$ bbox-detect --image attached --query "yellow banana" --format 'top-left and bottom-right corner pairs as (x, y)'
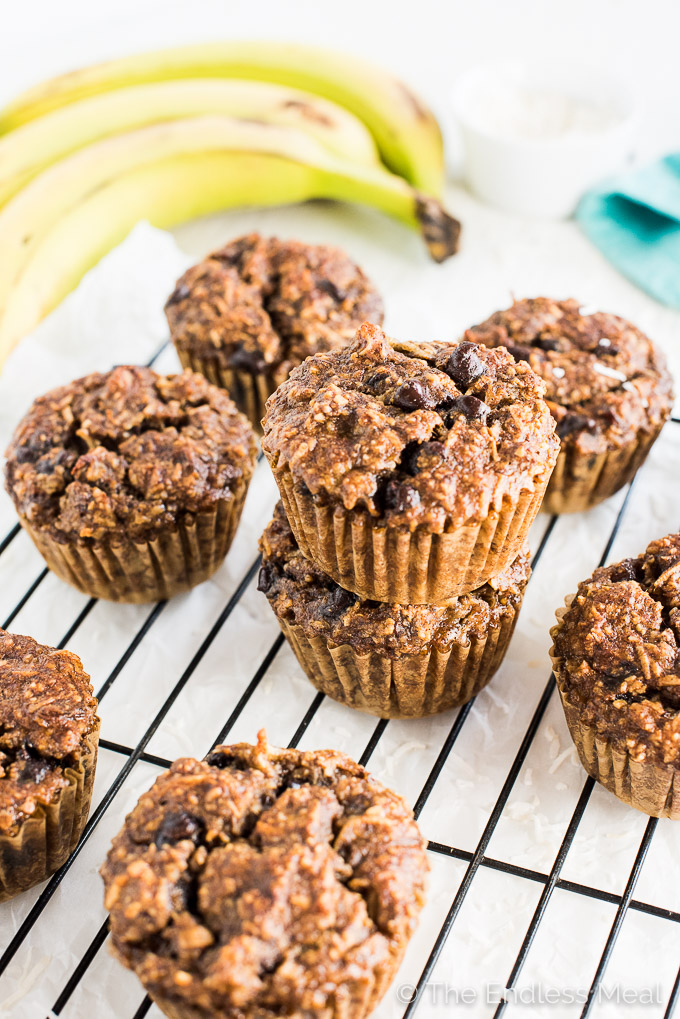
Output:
(0, 116), (459, 363)
(0, 78), (381, 207)
(0, 41), (444, 195)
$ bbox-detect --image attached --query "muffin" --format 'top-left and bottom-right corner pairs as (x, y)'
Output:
(259, 502), (530, 717)
(5, 366), (257, 603)
(165, 233), (384, 432)
(465, 297), (674, 514)
(550, 532), (680, 818)
(101, 731), (428, 1019)
(262, 322), (558, 603)
(0, 628), (99, 900)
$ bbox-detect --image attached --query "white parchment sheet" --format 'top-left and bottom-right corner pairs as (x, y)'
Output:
(0, 189), (678, 1019)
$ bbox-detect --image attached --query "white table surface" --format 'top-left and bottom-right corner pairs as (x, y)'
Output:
(0, 5), (680, 1018)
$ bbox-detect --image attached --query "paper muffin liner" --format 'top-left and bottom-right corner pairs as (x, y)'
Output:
(274, 469), (548, 604)
(550, 611), (680, 819)
(542, 423), (665, 515)
(176, 348), (276, 435)
(276, 601), (519, 718)
(0, 720), (100, 902)
(19, 480), (249, 603)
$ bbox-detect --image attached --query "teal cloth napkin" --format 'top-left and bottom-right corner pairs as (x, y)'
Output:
(577, 153), (680, 308)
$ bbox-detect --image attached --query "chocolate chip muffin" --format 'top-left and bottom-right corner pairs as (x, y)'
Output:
(550, 533), (680, 818)
(466, 298), (674, 514)
(262, 322), (558, 603)
(165, 233), (384, 433)
(259, 503), (530, 717)
(5, 366), (257, 603)
(0, 628), (99, 900)
(101, 732), (428, 1019)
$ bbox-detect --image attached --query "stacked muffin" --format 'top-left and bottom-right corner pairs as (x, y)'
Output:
(259, 322), (560, 718)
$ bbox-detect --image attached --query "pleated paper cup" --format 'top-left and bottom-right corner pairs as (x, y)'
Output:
(274, 470), (549, 604)
(542, 424), (665, 515)
(550, 614), (680, 819)
(176, 348), (275, 435)
(19, 480), (249, 603)
(278, 606), (519, 718)
(0, 720), (100, 902)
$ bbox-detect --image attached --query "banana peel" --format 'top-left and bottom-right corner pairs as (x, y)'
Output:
(0, 116), (460, 364)
(0, 78), (382, 207)
(0, 41), (445, 196)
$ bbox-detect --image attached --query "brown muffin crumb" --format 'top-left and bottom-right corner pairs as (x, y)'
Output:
(0, 629), (98, 835)
(166, 233), (384, 385)
(259, 502), (530, 656)
(5, 366), (257, 545)
(102, 732), (427, 1019)
(552, 532), (680, 766)
(466, 297), (673, 454)
(262, 322), (559, 532)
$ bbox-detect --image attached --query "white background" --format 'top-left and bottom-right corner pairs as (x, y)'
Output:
(1, 3), (680, 1019)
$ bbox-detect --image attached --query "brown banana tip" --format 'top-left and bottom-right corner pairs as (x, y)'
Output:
(415, 194), (461, 263)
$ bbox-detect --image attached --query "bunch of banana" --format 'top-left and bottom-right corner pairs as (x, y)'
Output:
(0, 41), (459, 365)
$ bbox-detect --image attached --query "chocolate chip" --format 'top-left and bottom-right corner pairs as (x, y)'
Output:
(609, 558), (642, 583)
(205, 751), (241, 770)
(335, 408), (357, 437)
(317, 279), (346, 303)
(383, 479), (421, 513)
(449, 395), (490, 424)
(17, 752), (51, 785)
(165, 283), (190, 307)
(556, 412), (598, 439)
(364, 370), (391, 394)
(257, 563), (278, 594)
(533, 337), (560, 352)
(391, 380), (437, 412)
(401, 440), (445, 476)
(320, 586), (358, 619)
(445, 342), (486, 387)
(229, 345), (268, 373)
(154, 810), (203, 848)
(505, 342), (532, 362)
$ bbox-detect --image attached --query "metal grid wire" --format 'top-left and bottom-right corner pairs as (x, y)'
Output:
(0, 340), (678, 1016)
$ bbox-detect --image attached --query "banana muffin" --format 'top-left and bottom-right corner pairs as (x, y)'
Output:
(0, 628), (99, 900)
(165, 233), (384, 432)
(259, 502), (530, 717)
(262, 322), (558, 603)
(550, 532), (680, 818)
(466, 297), (674, 514)
(5, 366), (257, 602)
(101, 732), (428, 1019)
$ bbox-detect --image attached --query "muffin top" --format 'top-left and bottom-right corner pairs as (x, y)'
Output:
(165, 232), (384, 385)
(101, 732), (427, 1016)
(466, 297), (674, 454)
(0, 629), (98, 834)
(5, 366), (257, 544)
(262, 322), (559, 531)
(551, 533), (680, 767)
(259, 503), (530, 656)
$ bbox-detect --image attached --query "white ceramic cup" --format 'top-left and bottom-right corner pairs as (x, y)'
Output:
(452, 61), (639, 219)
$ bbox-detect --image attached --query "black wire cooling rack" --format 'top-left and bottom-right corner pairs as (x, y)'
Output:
(0, 340), (678, 1019)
